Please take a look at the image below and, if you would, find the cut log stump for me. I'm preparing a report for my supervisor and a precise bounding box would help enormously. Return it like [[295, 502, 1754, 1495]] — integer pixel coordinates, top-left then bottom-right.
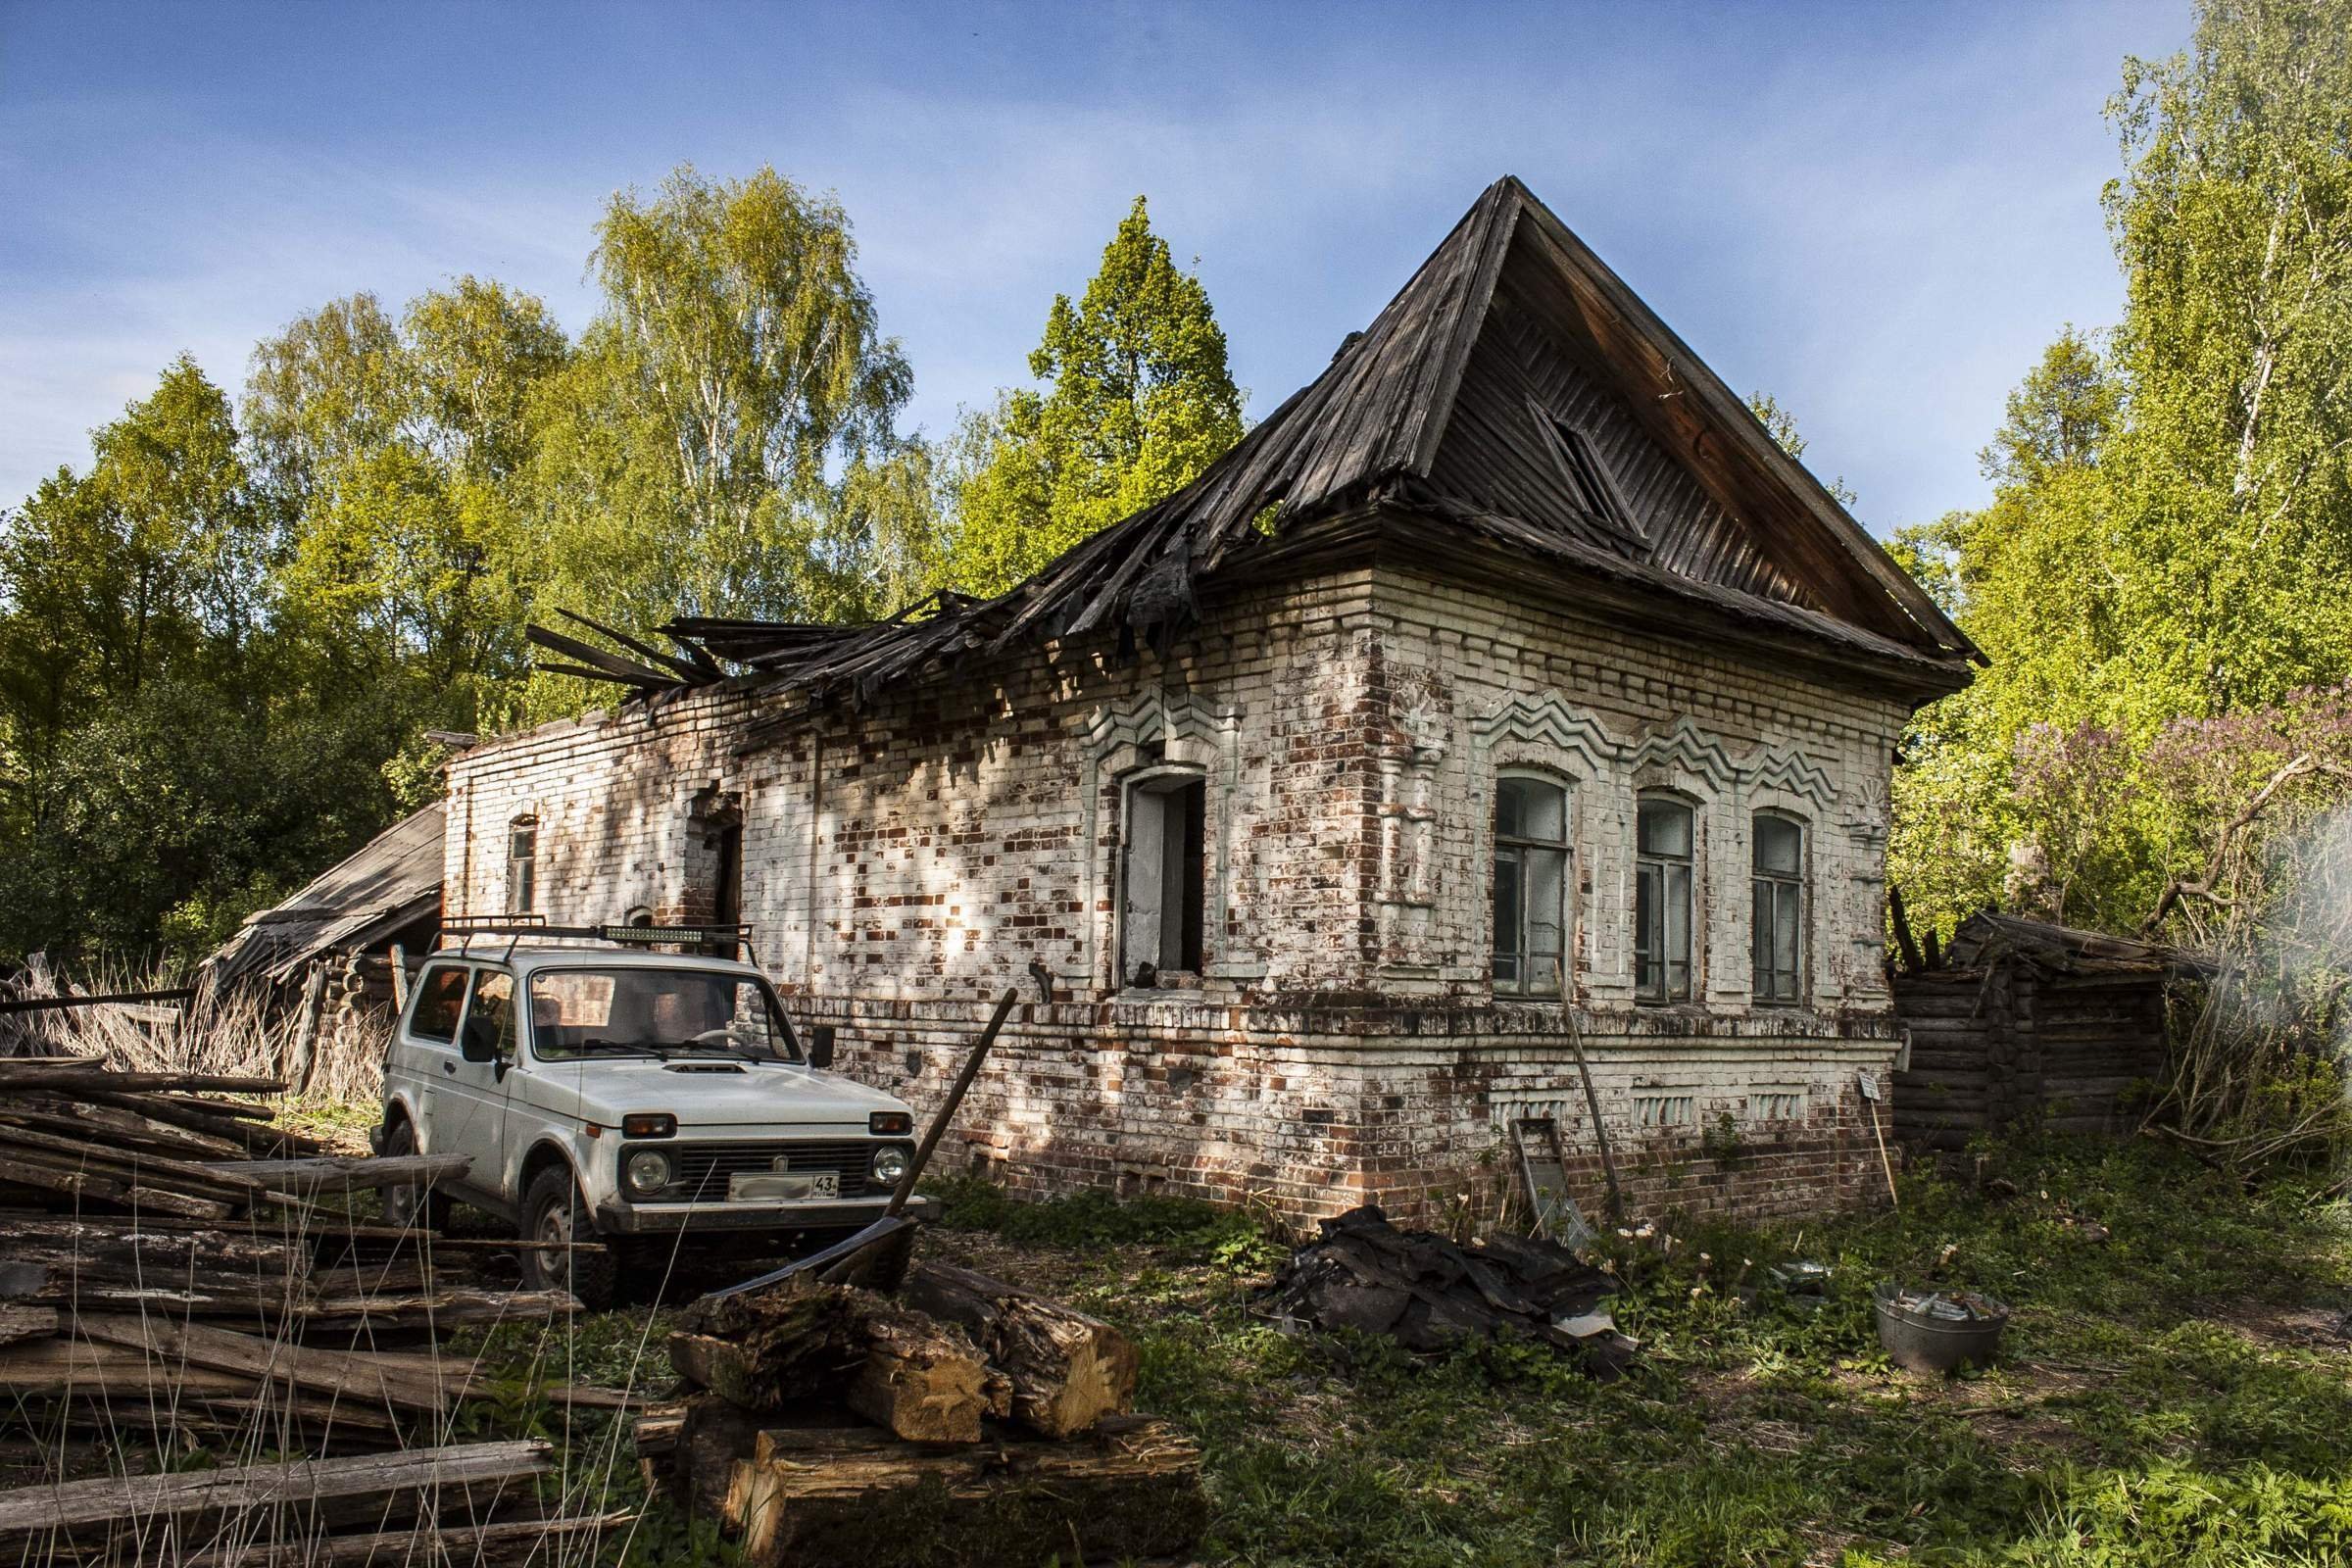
[[899, 1259, 1137, 1438], [683, 1394, 1206, 1568]]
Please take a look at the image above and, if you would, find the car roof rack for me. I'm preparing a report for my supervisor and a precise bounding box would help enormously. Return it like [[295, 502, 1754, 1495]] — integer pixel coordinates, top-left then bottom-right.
[[438, 914, 755, 961]]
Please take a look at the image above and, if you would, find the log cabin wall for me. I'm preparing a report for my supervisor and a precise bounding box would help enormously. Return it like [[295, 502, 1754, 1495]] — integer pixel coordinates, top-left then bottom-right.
[[1892, 956, 2167, 1152]]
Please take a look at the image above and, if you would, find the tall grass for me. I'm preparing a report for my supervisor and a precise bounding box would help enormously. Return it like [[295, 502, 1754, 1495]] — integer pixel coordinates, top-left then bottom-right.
[[12, 955, 386, 1104]]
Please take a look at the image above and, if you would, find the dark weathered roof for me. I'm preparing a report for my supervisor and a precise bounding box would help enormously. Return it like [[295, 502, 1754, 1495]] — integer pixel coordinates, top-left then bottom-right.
[[529, 175, 1980, 706], [206, 804, 445, 988], [1943, 911, 2215, 977]]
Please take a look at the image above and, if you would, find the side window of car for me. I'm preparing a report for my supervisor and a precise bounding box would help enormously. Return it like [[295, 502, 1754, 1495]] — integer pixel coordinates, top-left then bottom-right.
[[462, 971, 516, 1063], [410, 964, 468, 1044]]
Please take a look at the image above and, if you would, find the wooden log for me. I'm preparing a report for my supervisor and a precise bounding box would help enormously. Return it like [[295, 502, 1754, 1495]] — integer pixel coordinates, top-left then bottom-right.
[[0, 1067, 282, 1095], [0, 1100, 246, 1161], [0, 1438, 550, 1546], [0, 1154, 232, 1220], [176, 1507, 634, 1568], [71, 1311, 458, 1413], [0, 1124, 275, 1201], [209, 1153, 470, 1198], [845, 1303, 1001, 1444], [0, 1217, 308, 1313], [716, 1416, 1207, 1568], [295, 1287, 581, 1330], [0, 1306, 57, 1347], [81, 1092, 321, 1157], [670, 1278, 873, 1410], [899, 1259, 1138, 1439]]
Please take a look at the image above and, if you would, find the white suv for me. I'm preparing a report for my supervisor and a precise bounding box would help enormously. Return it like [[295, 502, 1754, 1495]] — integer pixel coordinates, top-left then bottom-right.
[[372, 925, 933, 1307]]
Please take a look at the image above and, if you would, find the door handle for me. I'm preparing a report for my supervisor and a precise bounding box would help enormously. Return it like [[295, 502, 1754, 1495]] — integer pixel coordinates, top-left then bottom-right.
[[441, 1061, 457, 1075]]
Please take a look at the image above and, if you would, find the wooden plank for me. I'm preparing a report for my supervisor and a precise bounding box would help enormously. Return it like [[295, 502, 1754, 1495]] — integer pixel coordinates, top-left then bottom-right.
[[0, 1439, 549, 1543], [71, 1313, 456, 1413], [176, 1507, 633, 1568], [208, 1153, 470, 1198], [0, 1067, 281, 1095]]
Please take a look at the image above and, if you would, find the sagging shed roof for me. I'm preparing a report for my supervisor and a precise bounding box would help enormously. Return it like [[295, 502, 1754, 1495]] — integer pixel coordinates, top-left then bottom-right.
[[529, 175, 1981, 708], [206, 803, 445, 989]]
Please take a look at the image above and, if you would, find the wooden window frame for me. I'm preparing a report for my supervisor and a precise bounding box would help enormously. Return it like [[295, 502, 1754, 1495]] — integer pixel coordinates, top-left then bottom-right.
[[1750, 811, 1807, 1005], [1634, 794, 1696, 1004], [1493, 772, 1572, 1000]]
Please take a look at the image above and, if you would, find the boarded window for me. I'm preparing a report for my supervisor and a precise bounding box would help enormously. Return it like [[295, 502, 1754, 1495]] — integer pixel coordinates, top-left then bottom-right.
[[1121, 774, 1205, 982], [1751, 813, 1805, 1003], [1634, 797, 1695, 1002], [1493, 774, 1569, 998]]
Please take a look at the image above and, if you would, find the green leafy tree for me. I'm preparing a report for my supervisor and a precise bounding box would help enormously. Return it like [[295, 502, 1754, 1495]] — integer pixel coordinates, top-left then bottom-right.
[[527, 164, 931, 653], [943, 197, 1243, 595], [1745, 392, 1857, 508], [1889, 0, 2352, 940]]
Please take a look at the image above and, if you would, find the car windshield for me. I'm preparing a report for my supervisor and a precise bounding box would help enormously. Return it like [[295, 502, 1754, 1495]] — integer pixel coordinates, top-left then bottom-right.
[[526, 967, 800, 1063]]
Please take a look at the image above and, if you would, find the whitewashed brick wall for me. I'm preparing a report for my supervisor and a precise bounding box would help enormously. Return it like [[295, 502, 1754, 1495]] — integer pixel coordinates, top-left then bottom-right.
[[443, 544, 1918, 1224]]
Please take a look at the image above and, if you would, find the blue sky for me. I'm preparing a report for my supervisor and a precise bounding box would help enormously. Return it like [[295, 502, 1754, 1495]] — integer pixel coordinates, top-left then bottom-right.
[[1, 0, 2191, 534]]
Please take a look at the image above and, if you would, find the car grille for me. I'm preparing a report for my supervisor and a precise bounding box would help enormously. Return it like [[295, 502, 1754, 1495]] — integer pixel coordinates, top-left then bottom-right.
[[657, 1140, 879, 1200]]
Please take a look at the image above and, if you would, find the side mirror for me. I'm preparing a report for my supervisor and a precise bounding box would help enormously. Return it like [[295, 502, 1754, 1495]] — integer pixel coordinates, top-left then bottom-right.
[[808, 1025, 836, 1070], [460, 1015, 499, 1065]]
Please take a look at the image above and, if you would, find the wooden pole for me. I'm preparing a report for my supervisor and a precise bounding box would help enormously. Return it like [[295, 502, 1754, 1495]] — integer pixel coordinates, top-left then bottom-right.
[[287, 962, 328, 1097], [889, 987, 1018, 1216], [386, 944, 412, 1014], [1862, 1074, 1899, 1208], [1561, 1001, 1625, 1226]]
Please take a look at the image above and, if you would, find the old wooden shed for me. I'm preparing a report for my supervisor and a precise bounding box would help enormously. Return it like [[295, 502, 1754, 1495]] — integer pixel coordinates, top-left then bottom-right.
[[1891, 912, 2199, 1151]]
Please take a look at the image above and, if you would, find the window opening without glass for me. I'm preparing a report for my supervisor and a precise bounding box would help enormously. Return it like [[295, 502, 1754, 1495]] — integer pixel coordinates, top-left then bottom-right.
[[1121, 774, 1205, 982]]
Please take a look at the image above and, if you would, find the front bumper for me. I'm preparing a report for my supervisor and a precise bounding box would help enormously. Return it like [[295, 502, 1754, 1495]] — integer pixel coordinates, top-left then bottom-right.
[[592, 1192, 939, 1235]]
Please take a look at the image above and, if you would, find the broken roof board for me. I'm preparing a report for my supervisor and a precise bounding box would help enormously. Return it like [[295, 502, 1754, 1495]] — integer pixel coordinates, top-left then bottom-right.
[[209, 803, 446, 987], [529, 174, 1979, 707]]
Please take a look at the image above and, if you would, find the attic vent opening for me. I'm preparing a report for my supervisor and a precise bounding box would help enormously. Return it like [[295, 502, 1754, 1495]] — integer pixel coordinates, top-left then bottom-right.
[[1533, 406, 1648, 550]]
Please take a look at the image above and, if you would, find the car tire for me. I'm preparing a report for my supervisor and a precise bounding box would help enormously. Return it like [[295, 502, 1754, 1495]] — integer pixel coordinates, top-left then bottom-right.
[[378, 1118, 450, 1233], [518, 1165, 615, 1310]]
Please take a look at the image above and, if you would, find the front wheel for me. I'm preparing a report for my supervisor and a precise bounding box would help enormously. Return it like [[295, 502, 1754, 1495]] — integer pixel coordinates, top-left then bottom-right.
[[378, 1119, 450, 1233], [518, 1166, 615, 1310]]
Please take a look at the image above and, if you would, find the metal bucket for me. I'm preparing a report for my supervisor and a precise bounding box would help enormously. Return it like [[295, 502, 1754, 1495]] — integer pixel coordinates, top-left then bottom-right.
[[1874, 1283, 2008, 1374]]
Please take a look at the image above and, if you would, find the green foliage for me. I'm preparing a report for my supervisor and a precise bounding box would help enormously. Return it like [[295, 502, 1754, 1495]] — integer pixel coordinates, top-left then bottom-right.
[[1891, 0, 2352, 943], [940, 197, 1243, 595], [929, 1139, 2352, 1568], [1746, 390, 1857, 508], [1, 164, 956, 961]]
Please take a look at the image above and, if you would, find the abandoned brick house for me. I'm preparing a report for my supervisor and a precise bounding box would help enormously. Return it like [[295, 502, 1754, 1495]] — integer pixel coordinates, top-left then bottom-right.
[[440, 176, 1980, 1223]]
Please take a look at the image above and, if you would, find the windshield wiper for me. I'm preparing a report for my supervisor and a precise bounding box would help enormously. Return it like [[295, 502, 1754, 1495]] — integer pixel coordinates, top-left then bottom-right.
[[569, 1038, 666, 1057]]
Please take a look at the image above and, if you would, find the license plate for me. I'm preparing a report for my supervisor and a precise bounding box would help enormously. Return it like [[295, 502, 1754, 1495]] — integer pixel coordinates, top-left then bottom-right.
[[726, 1170, 840, 1202]]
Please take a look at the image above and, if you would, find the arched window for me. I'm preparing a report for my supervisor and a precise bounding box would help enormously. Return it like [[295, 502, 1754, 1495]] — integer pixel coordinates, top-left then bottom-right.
[[1751, 813, 1805, 1004], [1635, 796, 1694, 1002], [1494, 774, 1569, 998]]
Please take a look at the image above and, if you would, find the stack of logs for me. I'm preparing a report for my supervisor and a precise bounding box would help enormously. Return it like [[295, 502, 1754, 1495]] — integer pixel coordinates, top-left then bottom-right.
[[647, 1257, 1207, 1567], [0, 1058, 636, 1564]]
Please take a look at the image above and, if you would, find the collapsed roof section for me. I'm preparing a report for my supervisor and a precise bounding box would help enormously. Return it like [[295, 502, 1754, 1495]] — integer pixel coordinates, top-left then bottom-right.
[[528, 175, 1981, 708], [205, 803, 446, 990]]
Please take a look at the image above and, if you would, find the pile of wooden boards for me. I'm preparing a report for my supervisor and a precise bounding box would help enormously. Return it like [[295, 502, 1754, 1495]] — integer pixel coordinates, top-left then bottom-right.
[[1258, 1202, 1641, 1375], [646, 1256, 1207, 1567], [0, 1059, 637, 1564]]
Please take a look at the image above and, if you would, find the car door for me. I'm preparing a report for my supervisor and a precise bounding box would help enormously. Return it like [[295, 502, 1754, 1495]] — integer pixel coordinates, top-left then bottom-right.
[[444, 966, 518, 1208], [405, 961, 503, 1207]]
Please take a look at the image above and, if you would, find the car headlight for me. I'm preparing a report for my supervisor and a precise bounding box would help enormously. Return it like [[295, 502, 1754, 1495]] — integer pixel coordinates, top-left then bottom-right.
[[624, 1150, 674, 1197], [870, 1145, 910, 1188]]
